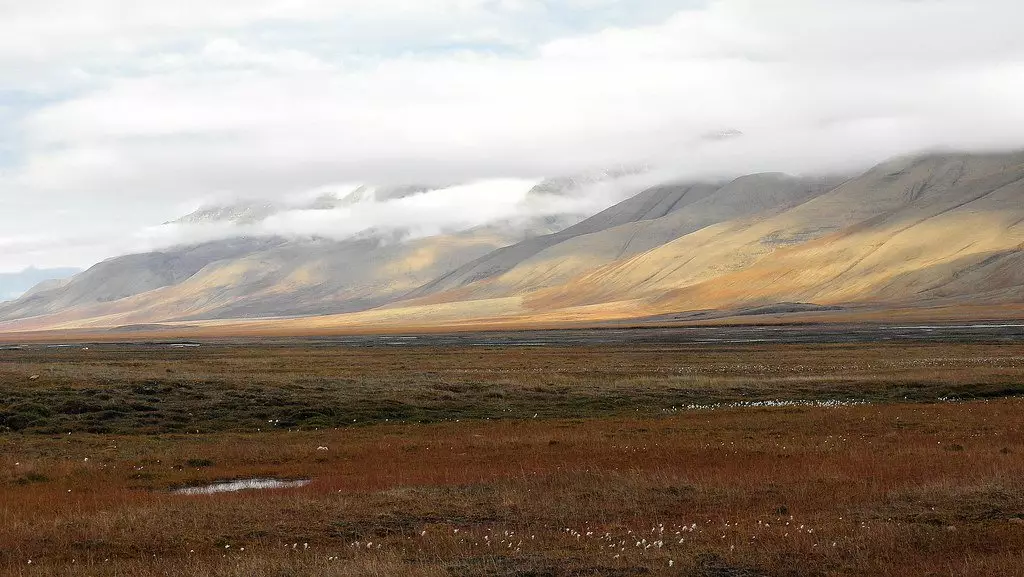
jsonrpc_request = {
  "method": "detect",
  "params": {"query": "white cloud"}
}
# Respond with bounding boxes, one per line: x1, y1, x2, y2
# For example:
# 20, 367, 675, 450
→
1, 0, 1024, 271
120, 172, 659, 254
0, 170, 661, 272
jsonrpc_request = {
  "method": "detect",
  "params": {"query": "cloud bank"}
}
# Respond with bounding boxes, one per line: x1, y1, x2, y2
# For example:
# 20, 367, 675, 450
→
132, 170, 667, 255
1, 0, 1023, 271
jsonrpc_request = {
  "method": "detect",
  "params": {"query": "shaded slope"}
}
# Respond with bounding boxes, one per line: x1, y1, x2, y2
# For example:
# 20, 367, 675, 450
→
0, 238, 284, 321
0, 224, 555, 329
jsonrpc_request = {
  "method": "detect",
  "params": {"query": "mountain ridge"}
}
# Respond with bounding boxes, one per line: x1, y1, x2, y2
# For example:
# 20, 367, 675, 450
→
0, 267, 81, 302
2, 150, 1022, 333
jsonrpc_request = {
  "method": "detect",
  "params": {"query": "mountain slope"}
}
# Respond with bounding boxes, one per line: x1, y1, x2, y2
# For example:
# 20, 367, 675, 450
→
405, 181, 726, 297
408, 173, 842, 302
0, 238, 283, 321
1, 150, 1022, 333
520, 152, 1024, 314
0, 220, 564, 328
131, 227, 534, 322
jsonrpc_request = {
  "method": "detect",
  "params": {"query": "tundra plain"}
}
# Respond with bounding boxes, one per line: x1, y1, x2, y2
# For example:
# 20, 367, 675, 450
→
1, 329, 1023, 576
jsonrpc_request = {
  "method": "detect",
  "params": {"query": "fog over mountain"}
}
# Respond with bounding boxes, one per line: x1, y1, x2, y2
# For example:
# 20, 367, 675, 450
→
0, 1, 1022, 331
2, 1, 1023, 274
134, 169, 664, 253
2, 150, 1023, 332
3, 8, 1023, 577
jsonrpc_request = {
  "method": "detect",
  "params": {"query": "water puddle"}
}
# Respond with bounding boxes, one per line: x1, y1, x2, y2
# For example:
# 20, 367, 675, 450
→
172, 478, 310, 495
661, 399, 871, 414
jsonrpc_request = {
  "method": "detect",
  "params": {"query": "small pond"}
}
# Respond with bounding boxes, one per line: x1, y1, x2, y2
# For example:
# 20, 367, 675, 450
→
173, 478, 310, 495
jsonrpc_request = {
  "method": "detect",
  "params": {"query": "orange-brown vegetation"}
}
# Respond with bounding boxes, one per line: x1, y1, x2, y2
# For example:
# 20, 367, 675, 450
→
1, 342, 1022, 576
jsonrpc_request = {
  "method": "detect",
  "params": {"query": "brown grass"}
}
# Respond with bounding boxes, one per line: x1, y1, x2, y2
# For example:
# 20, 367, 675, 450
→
2, 342, 1023, 434
1, 344, 1023, 576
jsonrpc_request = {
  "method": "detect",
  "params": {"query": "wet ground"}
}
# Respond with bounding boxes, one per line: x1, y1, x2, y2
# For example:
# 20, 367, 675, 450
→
4, 322, 1023, 350
172, 478, 311, 495
299, 323, 1024, 347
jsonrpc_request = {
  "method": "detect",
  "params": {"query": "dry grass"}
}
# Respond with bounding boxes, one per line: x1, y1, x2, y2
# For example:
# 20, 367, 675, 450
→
1, 343, 1023, 576
2, 342, 1022, 433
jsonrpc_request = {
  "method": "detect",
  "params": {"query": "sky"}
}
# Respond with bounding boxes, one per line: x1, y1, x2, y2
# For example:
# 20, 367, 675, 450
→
1, 0, 1023, 272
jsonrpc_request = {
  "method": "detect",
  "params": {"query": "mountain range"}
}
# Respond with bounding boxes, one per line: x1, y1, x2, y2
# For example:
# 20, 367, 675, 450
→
2, 150, 1023, 333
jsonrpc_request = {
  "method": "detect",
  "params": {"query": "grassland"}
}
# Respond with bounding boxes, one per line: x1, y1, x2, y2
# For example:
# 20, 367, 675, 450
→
1, 340, 1023, 576
3, 342, 1023, 434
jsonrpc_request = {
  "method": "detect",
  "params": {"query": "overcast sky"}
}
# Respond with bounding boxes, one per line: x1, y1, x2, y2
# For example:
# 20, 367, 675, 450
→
1, 0, 1023, 272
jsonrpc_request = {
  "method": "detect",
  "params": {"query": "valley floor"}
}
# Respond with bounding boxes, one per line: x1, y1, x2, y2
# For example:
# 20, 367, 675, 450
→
1, 339, 1022, 576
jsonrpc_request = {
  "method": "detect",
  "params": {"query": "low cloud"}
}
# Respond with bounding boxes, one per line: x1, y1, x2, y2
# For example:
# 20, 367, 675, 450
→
1, 0, 1023, 271
129, 171, 667, 252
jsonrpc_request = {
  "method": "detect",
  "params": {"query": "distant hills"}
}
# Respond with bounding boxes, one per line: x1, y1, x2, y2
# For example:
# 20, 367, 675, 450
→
2, 151, 1023, 333
0, 268, 80, 302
